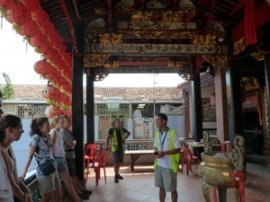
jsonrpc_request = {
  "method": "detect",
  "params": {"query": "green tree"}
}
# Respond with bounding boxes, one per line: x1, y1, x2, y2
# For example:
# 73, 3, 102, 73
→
1, 73, 15, 99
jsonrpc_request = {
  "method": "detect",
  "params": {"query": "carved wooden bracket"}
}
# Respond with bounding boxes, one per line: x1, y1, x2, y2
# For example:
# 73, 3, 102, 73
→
84, 54, 110, 68
203, 55, 228, 69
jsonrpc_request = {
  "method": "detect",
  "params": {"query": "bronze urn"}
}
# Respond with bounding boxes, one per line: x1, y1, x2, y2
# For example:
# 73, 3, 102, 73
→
197, 135, 245, 202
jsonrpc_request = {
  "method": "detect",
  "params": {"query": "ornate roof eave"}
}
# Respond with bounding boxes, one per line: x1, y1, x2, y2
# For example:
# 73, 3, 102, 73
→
105, 66, 181, 73
85, 44, 227, 55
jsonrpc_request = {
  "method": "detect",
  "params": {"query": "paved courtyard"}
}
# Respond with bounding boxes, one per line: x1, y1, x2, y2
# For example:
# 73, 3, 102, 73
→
85, 163, 270, 202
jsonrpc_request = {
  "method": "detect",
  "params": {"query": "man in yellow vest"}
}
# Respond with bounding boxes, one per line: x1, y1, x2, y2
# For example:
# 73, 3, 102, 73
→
106, 119, 130, 183
154, 113, 180, 202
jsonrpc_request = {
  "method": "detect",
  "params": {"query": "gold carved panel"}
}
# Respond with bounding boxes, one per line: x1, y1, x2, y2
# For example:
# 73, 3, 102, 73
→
84, 54, 110, 68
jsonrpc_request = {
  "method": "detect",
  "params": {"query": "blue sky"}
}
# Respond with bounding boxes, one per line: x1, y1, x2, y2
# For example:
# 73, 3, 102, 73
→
0, 18, 183, 87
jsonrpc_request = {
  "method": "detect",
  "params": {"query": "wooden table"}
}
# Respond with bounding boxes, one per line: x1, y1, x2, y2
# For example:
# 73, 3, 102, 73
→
187, 142, 221, 158
125, 150, 154, 171
187, 142, 205, 148
186, 142, 204, 157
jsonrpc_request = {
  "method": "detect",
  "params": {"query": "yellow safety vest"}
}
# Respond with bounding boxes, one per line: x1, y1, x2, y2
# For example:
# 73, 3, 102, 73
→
154, 128, 180, 174
111, 128, 125, 153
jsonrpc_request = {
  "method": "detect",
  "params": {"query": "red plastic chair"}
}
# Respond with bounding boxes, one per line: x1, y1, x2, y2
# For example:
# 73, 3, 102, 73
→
92, 149, 107, 186
180, 145, 199, 175
84, 143, 99, 176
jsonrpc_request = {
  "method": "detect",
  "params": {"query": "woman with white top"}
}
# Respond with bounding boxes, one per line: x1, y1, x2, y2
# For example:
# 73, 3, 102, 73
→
21, 117, 61, 202
0, 115, 29, 202
3, 145, 32, 202
0, 151, 12, 202
50, 116, 85, 201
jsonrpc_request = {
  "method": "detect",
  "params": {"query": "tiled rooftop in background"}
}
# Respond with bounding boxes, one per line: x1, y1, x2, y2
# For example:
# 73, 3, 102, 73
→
11, 85, 181, 101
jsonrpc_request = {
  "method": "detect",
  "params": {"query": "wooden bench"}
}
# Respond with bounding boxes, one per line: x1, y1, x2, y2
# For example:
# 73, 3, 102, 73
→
125, 150, 154, 171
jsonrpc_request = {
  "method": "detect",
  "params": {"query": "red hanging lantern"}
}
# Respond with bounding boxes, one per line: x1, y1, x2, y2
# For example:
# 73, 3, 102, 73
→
60, 94, 66, 105
57, 61, 66, 70
4, 0, 16, 23
47, 31, 59, 45
46, 54, 60, 65
60, 94, 71, 106
48, 86, 61, 99
44, 105, 62, 119
0, 0, 11, 9
12, 4, 28, 25
56, 43, 66, 54
38, 38, 50, 50
29, 33, 44, 48
66, 56, 72, 67
31, 9, 49, 23
62, 69, 72, 80
34, 60, 51, 75
67, 96, 72, 106
63, 85, 71, 93
54, 79, 65, 89
45, 71, 58, 82
62, 110, 72, 116
40, 47, 54, 59
39, 22, 55, 36
5, 2, 28, 25
48, 32, 62, 46
61, 52, 71, 64
17, 19, 39, 37
19, 0, 40, 11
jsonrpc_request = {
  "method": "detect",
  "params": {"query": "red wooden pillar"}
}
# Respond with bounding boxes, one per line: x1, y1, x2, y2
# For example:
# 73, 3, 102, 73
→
183, 91, 190, 138
214, 67, 229, 142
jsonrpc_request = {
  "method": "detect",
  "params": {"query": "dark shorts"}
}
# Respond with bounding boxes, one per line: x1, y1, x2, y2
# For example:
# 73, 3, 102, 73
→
66, 158, 77, 177
112, 150, 124, 164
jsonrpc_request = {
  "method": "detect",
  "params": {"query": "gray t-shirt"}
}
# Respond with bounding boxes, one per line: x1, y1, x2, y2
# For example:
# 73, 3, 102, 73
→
60, 128, 75, 159
30, 134, 54, 175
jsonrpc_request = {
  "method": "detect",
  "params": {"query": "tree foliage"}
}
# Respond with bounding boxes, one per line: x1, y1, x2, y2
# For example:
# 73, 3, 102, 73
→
0, 73, 15, 99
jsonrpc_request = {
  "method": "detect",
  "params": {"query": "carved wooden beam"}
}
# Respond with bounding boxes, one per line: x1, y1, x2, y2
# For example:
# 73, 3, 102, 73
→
86, 43, 227, 55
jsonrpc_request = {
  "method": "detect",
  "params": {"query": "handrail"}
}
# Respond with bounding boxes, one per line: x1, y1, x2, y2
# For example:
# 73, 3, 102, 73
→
24, 170, 37, 186
23, 170, 41, 202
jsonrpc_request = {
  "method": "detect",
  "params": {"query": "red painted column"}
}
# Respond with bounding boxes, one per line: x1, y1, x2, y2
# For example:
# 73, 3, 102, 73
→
183, 91, 190, 138
214, 67, 229, 142
243, 0, 257, 45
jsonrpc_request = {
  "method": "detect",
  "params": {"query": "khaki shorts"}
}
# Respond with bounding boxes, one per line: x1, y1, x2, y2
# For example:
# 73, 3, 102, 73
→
36, 171, 61, 194
155, 165, 177, 192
